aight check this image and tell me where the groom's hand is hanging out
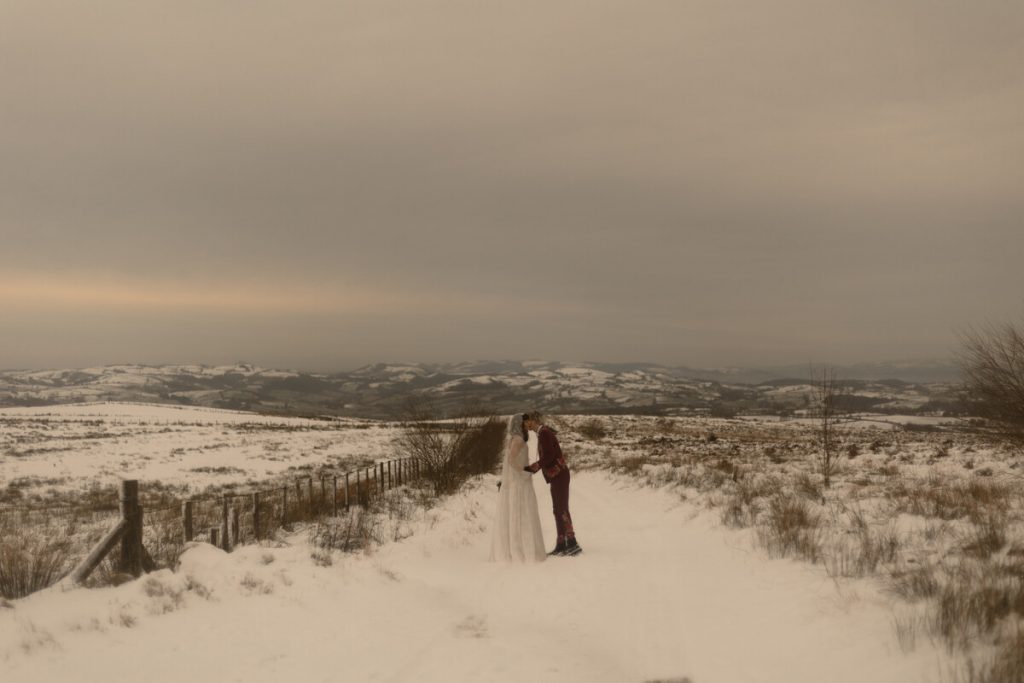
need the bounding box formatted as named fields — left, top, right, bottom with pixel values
left=523, top=466, right=533, bottom=473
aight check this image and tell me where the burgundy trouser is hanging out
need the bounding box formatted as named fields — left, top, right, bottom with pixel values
left=549, top=470, right=575, bottom=543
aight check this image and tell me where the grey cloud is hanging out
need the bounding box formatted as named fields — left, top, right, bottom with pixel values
left=1, top=1, right=1022, bottom=369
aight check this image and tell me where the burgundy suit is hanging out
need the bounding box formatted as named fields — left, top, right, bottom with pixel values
left=526, top=425, right=575, bottom=544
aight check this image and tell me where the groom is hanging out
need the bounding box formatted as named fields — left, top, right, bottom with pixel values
left=522, top=412, right=582, bottom=557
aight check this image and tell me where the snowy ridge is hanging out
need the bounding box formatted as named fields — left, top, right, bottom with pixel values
left=0, top=360, right=963, bottom=420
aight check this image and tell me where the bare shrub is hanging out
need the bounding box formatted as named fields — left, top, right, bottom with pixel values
left=577, top=419, right=608, bottom=441
left=309, top=507, right=378, bottom=554
left=397, top=401, right=503, bottom=496
left=0, top=519, right=75, bottom=599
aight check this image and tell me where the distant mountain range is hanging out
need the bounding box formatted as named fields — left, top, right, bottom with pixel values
left=0, top=360, right=965, bottom=419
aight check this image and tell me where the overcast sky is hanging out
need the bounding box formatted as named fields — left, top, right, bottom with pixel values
left=2, top=1, right=1022, bottom=371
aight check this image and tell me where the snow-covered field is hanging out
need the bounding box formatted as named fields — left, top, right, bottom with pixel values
left=2, top=404, right=1021, bottom=681
left=0, top=403, right=398, bottom=503
left=1, top=471, right=955, bottom=683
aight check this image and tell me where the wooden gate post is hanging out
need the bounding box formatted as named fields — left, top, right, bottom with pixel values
left=119, top=480, right=143, bottom=577
left=182, top=500, right=194, bottom=543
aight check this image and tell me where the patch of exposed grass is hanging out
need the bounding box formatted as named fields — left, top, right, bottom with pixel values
left=756, top=495, right=823, bottom=563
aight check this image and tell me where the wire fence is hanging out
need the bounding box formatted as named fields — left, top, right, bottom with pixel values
left=0, top=457, right=423, bottom=600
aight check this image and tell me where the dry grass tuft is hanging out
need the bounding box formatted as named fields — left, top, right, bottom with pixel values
left=614, top=454, right=653, bottom=476
left=889, top=476, right=1012, bottom=521
left=0, top=520, right=75, bottom=599
left=933, top=562, right=1024, bottom=651
left=887, top=565, right=941, bottom=602
left=757, top=495, right=823, bottom=563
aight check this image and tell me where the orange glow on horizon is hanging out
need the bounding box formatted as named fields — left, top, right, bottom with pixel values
left=0, top=274, right=412, bottom=315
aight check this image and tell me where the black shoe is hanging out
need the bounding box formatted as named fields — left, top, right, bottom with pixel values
left=563, top=538, right=582, bottom=556
left=548, top=541, right=566, bottom=556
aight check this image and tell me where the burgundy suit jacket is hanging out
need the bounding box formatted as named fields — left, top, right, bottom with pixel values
left=527, top=425, right=569, bottom=483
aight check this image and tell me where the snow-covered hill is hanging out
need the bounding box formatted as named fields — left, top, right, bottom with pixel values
left=0, top=361, right=964, bottom=420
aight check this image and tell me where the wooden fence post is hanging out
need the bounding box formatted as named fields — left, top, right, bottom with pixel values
left=231, top=507, right=240, bottom=548
left=320, top=476, right=327, bottom=514
left=252, top=492, right=261, bottom=542
left=307, top=477, right=314, bottom=515
left=355, top=469, right=360, bottom=506
left=182, top=500, right=194, bottom=543
left=387, top=461, right=393, bottom=489
left=379, top=463, right=385, bottom=494
left=221, top=498, right=230, bottom=551
left=210, top=527, right=220, bottom=547
left=345, top=473, right=351, bottom=510
left=282, top=486, right=288, bottom=524
left=119, top=480, right=143, bottom=577
left=332, top=476, right=338, bottom=516
left=295, top=480, right=302, bottom=517
left=69, top=518, right=128, bottom=584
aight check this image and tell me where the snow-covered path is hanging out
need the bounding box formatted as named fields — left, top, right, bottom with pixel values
left=2, top=472, right=947, bottom=682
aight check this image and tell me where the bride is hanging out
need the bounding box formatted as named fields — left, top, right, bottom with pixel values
left=489, top=413, right=546, bottom=562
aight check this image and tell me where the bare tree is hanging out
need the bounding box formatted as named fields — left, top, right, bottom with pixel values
left=809, top=365, right=842, bottom=488
left=957, top=321, right=1024, bottom=448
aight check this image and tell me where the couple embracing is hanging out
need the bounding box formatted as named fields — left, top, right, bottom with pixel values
left=489, top=412, right=582, bottom=562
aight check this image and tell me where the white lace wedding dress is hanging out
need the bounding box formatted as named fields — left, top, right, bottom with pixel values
left=489, top=432, right=546, bottom=562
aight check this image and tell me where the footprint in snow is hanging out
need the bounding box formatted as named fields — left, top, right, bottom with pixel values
left=454, top=615, right=488, bottom=639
